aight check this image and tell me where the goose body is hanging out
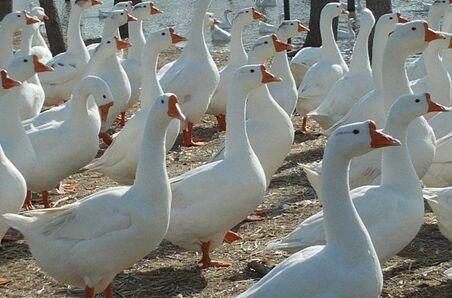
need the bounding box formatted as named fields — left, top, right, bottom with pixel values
left=423, top=188, right=452, bottom=241
left=218, top=9, right=233, bottom=30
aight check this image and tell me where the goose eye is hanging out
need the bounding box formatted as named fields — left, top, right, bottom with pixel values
left=24, top=59, right=28, bottom=63
left=411, top=27, right=416, bottom=31
left=103, top=95, right=107, bottom=99
left=121, top=12, right=124, bottom=15
left=353, top=129, right=359, bottom=134
left=415, top=99, right=420, bottom=103
left=107, top=41, right=111, bottom=44
left=389, top=17, right=393, bottom=20
left=290, top=23, right=294, bottom=26
left=264, top=41, right=268, bottom=44
left=250, top=69, right=255, bottom=73
left=161, top=32, right=166, bottom=36
left=161, top=100, right=164, bottom=104
left=17, top=14, right=21, bottom=18
left=246, top=10, right=249, bottom=13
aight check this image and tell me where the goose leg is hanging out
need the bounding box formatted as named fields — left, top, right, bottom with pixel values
left=216, top=114, right=226, bottom=132
left=104, top=284, right=113, bottom=298
left=85, top=286, right=94, bottom=298
left=41, top=191, right=51, bottom=208
left=55, top=181, right=77, bottom=194
left=99, top=132, right=113, bottom=146
left=198, top=242, right=231, bottom=269
left=23, top=191, right=33, bottom=210
left=120, top=112, right=127, bottom=127
left=183, top=122, right=206, bottom=147
left=301, top=116, right=307, bottom=132
left=223, top=230, right=242, bottom=244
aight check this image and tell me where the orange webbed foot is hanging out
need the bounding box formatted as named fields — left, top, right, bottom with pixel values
left=224, top=230, right=242, bottom=244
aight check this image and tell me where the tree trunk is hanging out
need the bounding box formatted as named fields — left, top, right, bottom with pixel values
left=39, top=0, right=66, bottom=55
left=0, top=0, right=12, bottom=21
left=114, top=0, right=141, bottom=39
left=304, top=0, right=339, bottom=48
left=366, top=0, right=392, bottom=60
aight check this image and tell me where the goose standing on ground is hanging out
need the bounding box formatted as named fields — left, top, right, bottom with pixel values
left=239, top=121, right=396, bottom=298
left=3, top=94, right=186, bottom=298
left=85, top=28, right=187, bottom=185
left=165, top=65, right=279, bottom=268
left=268, top=93, right=448, bottom=264
left=0, top=11, right=40, bottom=69
left=159, top=0, right=220, bottom=147
left=269, top=20, right=309, bottom=116
left=207, top=7, right=265, bottom=132
left=304, top=21, right=441, bottom=195
left=120, top=1, right=162, bottom=111
left=40, top=0, right=102, bottom=106
left=210, top=35, right=293, bottom=188
left=0, top=71, right=26, bottom=242
left=297, top=3, right=349, bottom=132
left=309, top=8, right=375, bottom=129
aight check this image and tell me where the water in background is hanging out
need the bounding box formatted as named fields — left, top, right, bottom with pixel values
left=17, top=0, right=430, bottom=53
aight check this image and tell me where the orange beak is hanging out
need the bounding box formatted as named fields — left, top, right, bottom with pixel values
left=168, top=95, right=186, bottom=122
left=91, top=0, right=103, bottom=6
left=33, top=55, right=53, bottom=73
left=169, top=28, right=187, bottom=44
left=272, top=34, right=292, bottom=52
left=213, top=18, right=221, bottom=25
left=1, top=70, right=21, bottom=89
left=260, top=65, right=282, bottom=84
left=99, top=102, right=114, bottom=122
left=425, top=93, right=449, bottom=112
left=24, top=11, right=40, bottom=25
left=150, top=4, right=162, bottom=15
left=369, top=121, right=401, bottom=148
left=424, top=22, right=442, bottom=42
left=396, top=12, right=408, bottom=24
left=252, top=8, right=265, bottom=20
left=127, top=14, right=138, bottom=22
left=42, top=14, right=49, bottom=21
left=298, top=23, right=309, bottom=32
left=341, top=9, right=349, bottom=15
left=114, top=36, right=132, bottom=50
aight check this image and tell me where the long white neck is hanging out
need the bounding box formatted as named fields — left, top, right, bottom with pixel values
left=141, top=45, right=163, bottom=110
left=271, top=30, right=296, bottom=88
left=67, top=5, right=89, bottom=62
left=32, top=26, right=49, bottom=49
left=20, top=26, right=34, bottom=54
left=101, top=19, right=120, bottom=39
left=228, top=19, right=248, bottom=64
left=371, top=22, right=390, bottom=90
left=427, top=10, right=442, bottom=31
left=63, top=86, right=95, bottom=125
left=224, top=87, right=253, bottom=160
left=181, top=0, right=211, bottom=60
left=128, top=20, right=146, bottom=61
left=424, top=44, right=451, bottom=107
left=0, top=22, right=17, bottom=68
left=381, top=112, right=422, bottom=194
left=382, top=41, right=412, bottom=113
left=320, top=13, right=344, bottom=62
left=349, top=20, right=372, bottom=75
left=321, top=146, right=374, bottom=255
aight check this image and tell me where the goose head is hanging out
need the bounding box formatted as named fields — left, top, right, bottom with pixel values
left=388, top=93, right=449, bottom=125
left=250, top=34, right=291, bottom=61
left=106, top=9, right=138, bottom=28
left=322, top=2, right=349, bottom=20
left=147, top=27, right=187, bottom=51
left=205, top=12, right=221, bottom=28
left=93, top=36, right=132, bottom=58
left=29, top=6, right=48, bottom=23
left=150, top=93, right=186, bottom=125
left=1, top=11, right=40, bottom=31
left=377, top=12, right=408, bottom=37
left=0, top=70, right=21, bottom=94
left=233, top=7, right=265, bottom=26
left=131, top=1, right=162, bottom=20
left=389, top=21, right=442, bottom=54
left=233, top=64, right=282, bottom=93
left=75, top=0, right=103, bottom=9
left=77, top=75, right=115, bottom=122
left=430, top=0, right=451, bottom=18
left=328, top=121, right=400, bottom=159
left=7, top=55, right=53, bottom=82
left=277, top=20, right=309, bottom=39
left=114, top=1, right=133, bottom=12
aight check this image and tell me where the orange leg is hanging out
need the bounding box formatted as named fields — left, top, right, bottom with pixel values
left=41, top=191, right=51, bottom=208
left=120, top=112, right=127, bottom=127
left=85, top=286, right=94, bottom=298
left=253, top=209, right=271, bottom=216
left=183, top=122, right=206, bottom=147
left=301, top=116, right=307, bottom=132
left=224, top=230, right=242, bottom=244
left=0, top=277, right=10, bottom=286
left=55, top=181, right=77, bottom=194
left=198, top=242, right=231, bottom=269
left=24, top=191, right=33, bottom=210
left=1, top=235, right=16, bottom=243
left=99, top=132, right=113, bottom=146
left=216, top=114, right=226, bottom=132
left=104, top=284, right=113, bottom=298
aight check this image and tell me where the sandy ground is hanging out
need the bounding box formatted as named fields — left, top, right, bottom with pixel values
left=0, top=50, right=450, bottom=297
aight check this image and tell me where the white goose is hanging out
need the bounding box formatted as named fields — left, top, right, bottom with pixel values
left=255, top=0, right=277, bottom=8
left=304, top=21, right=442, bottom=195
left=210, top=35, right=293, bottom=188
left=120, top=1, right=162, bottom=110
left=158, top=0, right=220, bottom=147
left=0, top=10, right=40, bottom=68
left=3, top=93, right=186, bottom=298
left=0, top=71, right=26, bottom=242
left=165, top=65, right=278, bottom=268
left=207, top=7, right=265, bottom=132
left=309, top=9, right=375, bottom=130
left=85, top=28, right=187, bottom=185
left=296, top=3, right=349, bottom=131
left=423, top=187, right=452, bottom=241
left=210, top=16, right=231, bottom=44
left=268, top=93, right=447, bottom=264
left=218, top=9, right=233, bottom=30
left=40, top=0, right=101, bottom=106
left=269, top=20, right=309, bottom=116
left=239, top=121, right=392, bottom=298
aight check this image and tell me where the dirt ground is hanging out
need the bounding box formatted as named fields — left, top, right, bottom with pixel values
left=0, top=50, right=450, bottom=297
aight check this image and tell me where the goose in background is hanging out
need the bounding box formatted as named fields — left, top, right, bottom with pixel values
left=218, top=9, right=233, bottom=30
left=337, top=16, right=355, bottom=40
left=423, top=188, right=452, bottom=242
left=209, top=13, right=231, bottom=44
left=255, top=0, right=277, bottom=8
